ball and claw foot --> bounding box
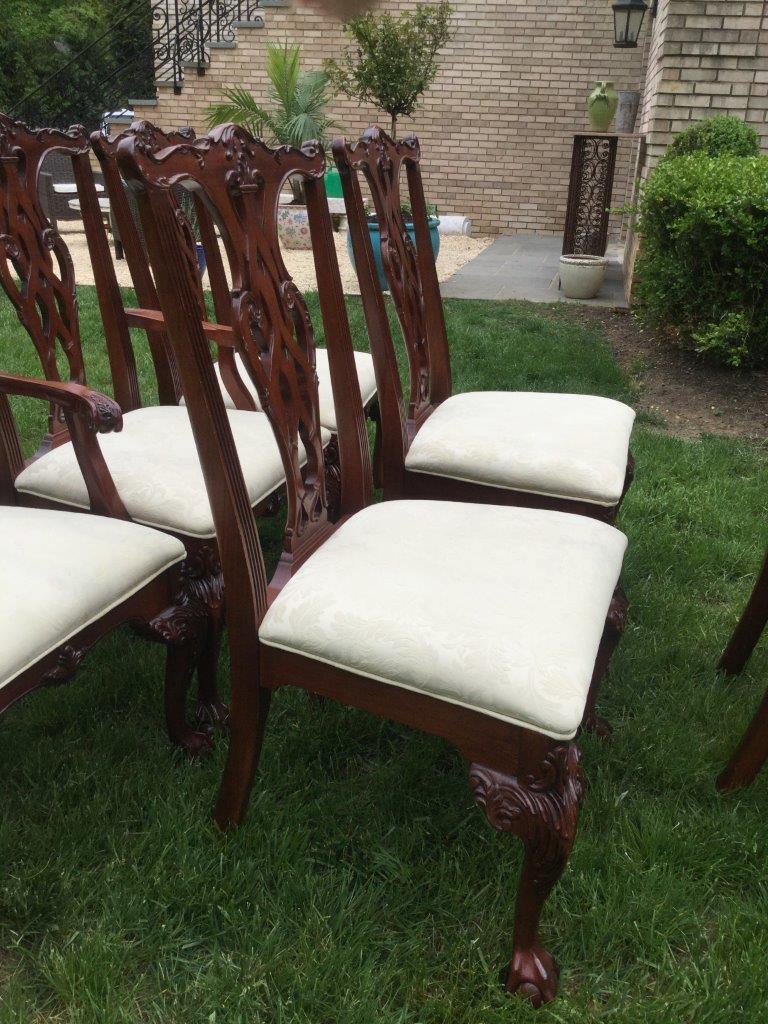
[505,945,560,1008]
[582,711,613,739]
[176,726,215,758]
[196,698,230,735]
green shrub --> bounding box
[635,152,768,368]
[664,114,760,160]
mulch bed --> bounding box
[557,305,768,442]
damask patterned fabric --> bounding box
[0,506,185,688]
[259,500,627,740]
[404,392,636,506]
[206,348,378,433]
[15,406,329,538]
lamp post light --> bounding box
[612,0,650,48]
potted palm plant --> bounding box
[206,42,337,250]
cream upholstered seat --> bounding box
[15,405,329,539]
[0,506,185,689]
[260,500,627,740]
[211,348,378,433]
[404,392,636,507]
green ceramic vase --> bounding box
[587,80,618,132]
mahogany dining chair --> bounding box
[0,113,308,750]
[333,127,636,525]
[118,123,629,1007]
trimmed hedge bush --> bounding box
[664,114,760,161]
[635,152,768,368]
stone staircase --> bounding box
[124,0,290,118]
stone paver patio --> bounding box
[441,233,628,308]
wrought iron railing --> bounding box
[153,0,264,93]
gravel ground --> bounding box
[60,223,492,295]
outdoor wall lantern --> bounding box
[612,0,650,48]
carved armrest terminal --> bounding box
[0,371,127,518]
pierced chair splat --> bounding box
[333,127,636,523]
[118,123,629,1008]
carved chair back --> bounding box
[116,125,372,604]
[92,123,246,408]
[333,128,452,456]
[0,115,142,447]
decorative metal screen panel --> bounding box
[562,134,618,257]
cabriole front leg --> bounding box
[469,741,584,1008]
[140,548,224,755]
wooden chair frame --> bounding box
[117,123,627,1007]
[0,376,204,745]
[93,121,382,478]
[717,550,768,791]
[0,113,268,749]
[333,127,635,524]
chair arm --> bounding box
[0,372,128,519]
[123,309,256,411]
[124,307,237,348]
[0,373,123,435]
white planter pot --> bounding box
[559,254,608,299]
[277,204,312,250]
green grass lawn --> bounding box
[2,287,768,1023]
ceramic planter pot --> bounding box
[559,254,608,299]
[277,204,312,250]
[587,81,618,132]
[347,216,441,291]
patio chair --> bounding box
[0,375,203,748]
[716,549,768,791]
[0,113,308,750]
[92,122,380,450]
[333,127,636,525]
[117,123,628,1007]
[38,148,105,231]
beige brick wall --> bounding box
[624,0,768,292]
[137,0,646,236]
[638,0,768,172]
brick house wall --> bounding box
[624,0,768,286]
[137,0,646,236]
[638,0,768,171]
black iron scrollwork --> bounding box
[562,135,618,257]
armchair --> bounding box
[0,374,205,752]
[0,113,313,747]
